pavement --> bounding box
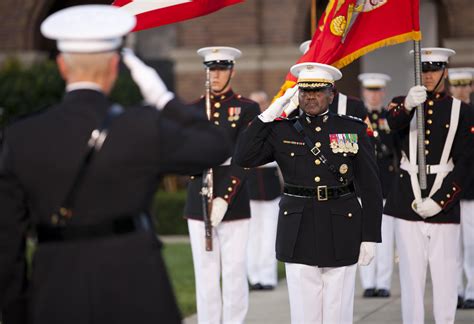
[184,265,474,324]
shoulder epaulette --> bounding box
[235,94,258,105]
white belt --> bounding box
[220,157,231,166]
[400,157,454,174]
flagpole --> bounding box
[311,0,317,36]
[413,40,427,190]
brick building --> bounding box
[0,0,472,102]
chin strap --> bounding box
[429,67,446,96]
[212,68,233,95]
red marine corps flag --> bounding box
[112,0,244,31]
[276,0,421,98]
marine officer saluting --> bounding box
[384,48,473,323]
[235,62,383,324]
[0,5,230,324]
[184,47,260,324]
[300,40,370,125]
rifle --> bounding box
[201,66,214,251]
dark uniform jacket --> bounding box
[384,92,473,223]
[235,111,383,267]
[330,91,368,121]
[247,163,282,201]
[184,89,260,222]
[0,89,230,324]
[461,102,474,200]
[368,108,400,198]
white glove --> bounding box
[121,48,174,110]
[358,242,376,266]
[404,85,427,111]
[412,198,442,219]
[210,197,228,227]
[258,86,298,122]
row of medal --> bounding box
[329,133,359,154]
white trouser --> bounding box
[285,263,357,324]
[359,210,394,290]
[395,218,460,324]
[247,198,279,286]
[188,219,250,324]
[457,200,474,299]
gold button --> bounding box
[372,123,378,129]
[214,121,219,125]
[284,211,288,215]
[428,109,433,115]
[231,123,236,128]
[221,95,226,100]
[440,200,445,205]
[389,165,394,172]
[400,174,404,178]
[51,214,59,225]
[316,142,321,148]
[348,213,353,218]
[425,140,430,145]
[453,187,457,191]
[224,194,229,199]
[425,149,429,155]
[213,112,220,118]
[232,180,237,184]
[228,187,233,192]
[446,194,451,198]
[315,159,321,165]
[214,102,221,108]
[428,100,434,106]
[426,130,431,135]
[372,113,378,120]
[427,119,433,125]
[314,176,321,182]
[315,126,321,132]
[436,93,440,99]
[445,124,450,128]
[190,176,195,180]
[290,152,295,157]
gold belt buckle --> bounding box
[317,185,328,201]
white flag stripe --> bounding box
[120,0,192,16]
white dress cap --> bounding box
[448,67,474,85]
[41,5,136,53]
[299,40,311,54]
[409,47,456,63]
[358,73,391,88]
[291,62,342,85]
[197,46,242,63]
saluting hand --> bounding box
[210,197,228,227]
[258,86,299,123]
[121,48,174,110]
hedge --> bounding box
[152,190,189,235]
[0,57,143,127]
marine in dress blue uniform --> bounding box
[235,62,383,323]
[357,73,398,298]
[384,48,474,323]
[184,47,260,324]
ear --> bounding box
[328,89,335,104]
[56,54,68,81]
[230,68,236,78]
[109,53,120,76]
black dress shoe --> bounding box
[363,288,377,297]
[260,284,275,291]
[463,299,474,309]
[250,283,263,290]
[457,296,464,309]
[376,289,391,298]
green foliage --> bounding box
[162,243,196,317]
[152,190,189,235]
[0,57,143,127]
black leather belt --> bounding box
[284,182,355,201]
[37,213,153,244]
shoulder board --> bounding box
[335,114,365,124]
